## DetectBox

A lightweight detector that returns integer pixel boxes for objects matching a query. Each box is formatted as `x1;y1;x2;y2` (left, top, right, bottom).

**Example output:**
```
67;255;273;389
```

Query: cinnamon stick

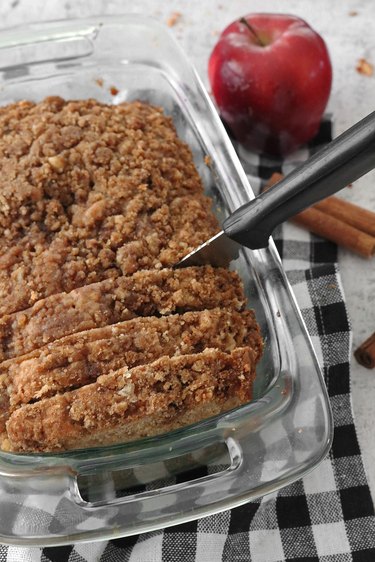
354;332;375;369
293;207;375;257
264;173;375;258
315;196;375;237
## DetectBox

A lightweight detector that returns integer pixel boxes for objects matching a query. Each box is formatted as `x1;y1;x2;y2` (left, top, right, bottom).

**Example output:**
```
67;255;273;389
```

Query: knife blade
174;231;241;268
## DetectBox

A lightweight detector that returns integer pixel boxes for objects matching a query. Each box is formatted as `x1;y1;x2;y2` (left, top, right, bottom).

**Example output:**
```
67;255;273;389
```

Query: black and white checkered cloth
2;119;375;561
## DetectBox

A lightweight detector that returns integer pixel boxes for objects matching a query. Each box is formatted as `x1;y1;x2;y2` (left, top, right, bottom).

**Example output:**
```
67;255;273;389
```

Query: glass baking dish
0;15;332;546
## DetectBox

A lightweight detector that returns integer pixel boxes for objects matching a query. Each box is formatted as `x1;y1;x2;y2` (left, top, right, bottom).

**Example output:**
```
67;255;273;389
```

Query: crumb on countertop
356;58;373;76
167;12;182;27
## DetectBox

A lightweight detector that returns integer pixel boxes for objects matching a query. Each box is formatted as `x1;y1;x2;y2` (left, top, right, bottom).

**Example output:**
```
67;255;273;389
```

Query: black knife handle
223;111;375;249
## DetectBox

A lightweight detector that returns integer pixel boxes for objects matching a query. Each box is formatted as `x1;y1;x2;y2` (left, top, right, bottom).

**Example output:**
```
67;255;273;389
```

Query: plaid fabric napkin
3;119;375;562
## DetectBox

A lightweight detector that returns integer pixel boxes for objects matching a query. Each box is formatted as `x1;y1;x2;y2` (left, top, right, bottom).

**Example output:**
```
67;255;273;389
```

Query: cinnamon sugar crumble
0;97;219;316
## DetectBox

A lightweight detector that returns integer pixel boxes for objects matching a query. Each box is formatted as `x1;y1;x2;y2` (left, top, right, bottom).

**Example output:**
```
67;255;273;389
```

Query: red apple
208;13;332;155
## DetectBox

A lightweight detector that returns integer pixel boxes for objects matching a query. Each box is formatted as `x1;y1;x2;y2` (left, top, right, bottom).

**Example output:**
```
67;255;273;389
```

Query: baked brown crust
5;347;255;452
0;266;245;361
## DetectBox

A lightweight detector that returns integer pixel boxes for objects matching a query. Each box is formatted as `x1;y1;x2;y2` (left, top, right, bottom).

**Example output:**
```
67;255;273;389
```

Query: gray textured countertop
1;0;374;499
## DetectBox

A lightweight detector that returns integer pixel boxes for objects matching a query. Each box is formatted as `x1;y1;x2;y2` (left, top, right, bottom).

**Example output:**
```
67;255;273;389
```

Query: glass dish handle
71;435;242;503
63;418;283;540
17;432;264;545
0;435;253;544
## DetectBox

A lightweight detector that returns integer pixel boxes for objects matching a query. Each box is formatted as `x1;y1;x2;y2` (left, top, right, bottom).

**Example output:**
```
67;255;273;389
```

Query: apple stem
239;17;265;47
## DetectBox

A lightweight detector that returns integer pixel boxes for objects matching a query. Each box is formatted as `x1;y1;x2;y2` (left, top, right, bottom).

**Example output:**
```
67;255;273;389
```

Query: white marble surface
0;0;374;497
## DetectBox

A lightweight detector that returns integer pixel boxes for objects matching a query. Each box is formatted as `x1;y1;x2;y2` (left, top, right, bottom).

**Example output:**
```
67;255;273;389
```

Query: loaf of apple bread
0;97;263;453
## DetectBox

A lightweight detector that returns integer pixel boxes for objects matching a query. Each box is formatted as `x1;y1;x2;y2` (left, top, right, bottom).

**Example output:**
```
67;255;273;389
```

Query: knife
176;111;375;268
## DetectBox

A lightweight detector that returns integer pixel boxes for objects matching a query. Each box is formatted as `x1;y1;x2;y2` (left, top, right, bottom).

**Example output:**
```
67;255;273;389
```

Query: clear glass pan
0;15;332;546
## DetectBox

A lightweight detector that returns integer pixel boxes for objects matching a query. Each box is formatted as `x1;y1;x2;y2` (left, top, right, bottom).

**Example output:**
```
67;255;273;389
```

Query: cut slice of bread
0;266;246;361
6;308;262;408
5;347;255;453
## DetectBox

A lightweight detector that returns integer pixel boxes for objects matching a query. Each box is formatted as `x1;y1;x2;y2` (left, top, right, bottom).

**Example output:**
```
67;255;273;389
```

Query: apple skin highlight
208;13;332;156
